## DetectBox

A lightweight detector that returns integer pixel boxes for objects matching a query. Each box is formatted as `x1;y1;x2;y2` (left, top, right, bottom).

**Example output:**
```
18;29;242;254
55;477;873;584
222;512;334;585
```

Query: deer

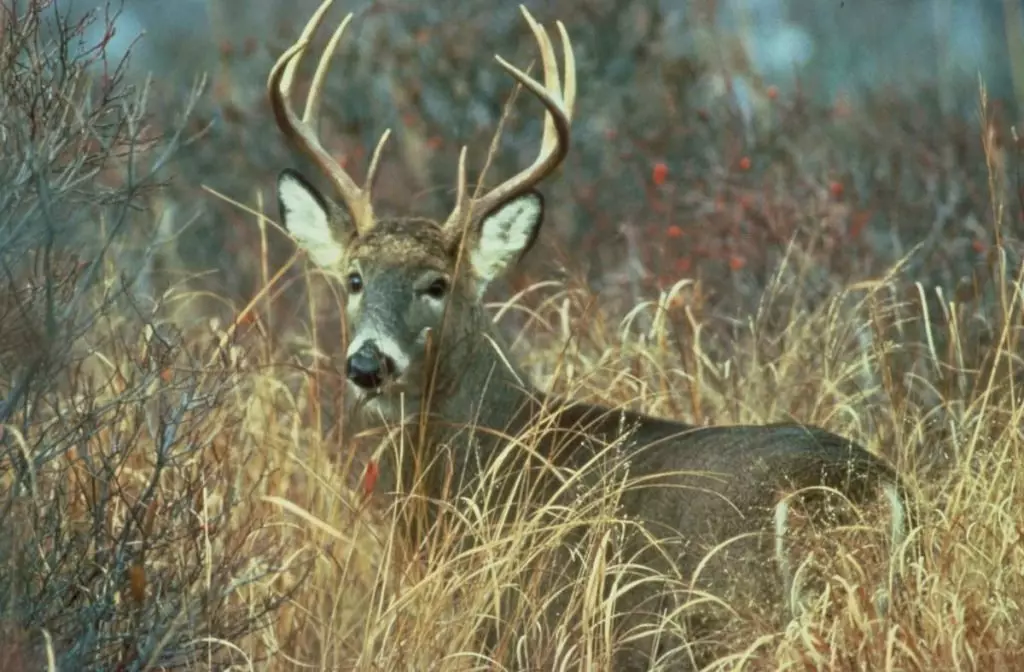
266;1;915;668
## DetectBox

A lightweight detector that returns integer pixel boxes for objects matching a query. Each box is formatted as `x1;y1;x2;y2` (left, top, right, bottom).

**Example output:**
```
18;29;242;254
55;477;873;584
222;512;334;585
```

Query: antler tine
268;0;390;234
447;146;470;238
443;5;576;236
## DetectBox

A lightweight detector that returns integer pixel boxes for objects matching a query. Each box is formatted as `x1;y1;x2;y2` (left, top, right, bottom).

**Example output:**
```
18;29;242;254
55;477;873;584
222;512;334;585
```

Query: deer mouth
350;383;422;422
346;369;416;403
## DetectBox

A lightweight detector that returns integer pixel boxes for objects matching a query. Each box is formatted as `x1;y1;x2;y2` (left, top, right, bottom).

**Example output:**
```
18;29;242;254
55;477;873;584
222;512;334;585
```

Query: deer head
269;0;576;421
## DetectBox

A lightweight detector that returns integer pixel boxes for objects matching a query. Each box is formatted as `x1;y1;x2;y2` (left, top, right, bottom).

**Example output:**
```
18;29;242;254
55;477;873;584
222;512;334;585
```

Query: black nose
345;342;396;390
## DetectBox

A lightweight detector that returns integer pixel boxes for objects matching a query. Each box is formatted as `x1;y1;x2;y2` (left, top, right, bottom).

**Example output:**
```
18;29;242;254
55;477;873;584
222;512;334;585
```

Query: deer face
277;169;544;417
269;1;572;418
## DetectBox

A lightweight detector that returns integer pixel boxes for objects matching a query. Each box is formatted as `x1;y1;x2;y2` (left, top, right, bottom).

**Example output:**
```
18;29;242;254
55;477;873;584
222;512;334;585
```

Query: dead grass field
2;1;1024;670
5;212;1022;669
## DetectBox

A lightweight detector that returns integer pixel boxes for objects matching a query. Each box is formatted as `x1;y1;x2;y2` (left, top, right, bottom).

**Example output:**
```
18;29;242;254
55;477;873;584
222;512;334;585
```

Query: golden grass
5;181;1022;670
4;80;1023;672
55;217;1010;669
4;233;1023;670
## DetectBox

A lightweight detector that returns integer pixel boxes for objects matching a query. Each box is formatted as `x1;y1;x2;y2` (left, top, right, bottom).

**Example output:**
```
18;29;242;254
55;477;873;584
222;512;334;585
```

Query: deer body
346;294;906;667
267;3;911;668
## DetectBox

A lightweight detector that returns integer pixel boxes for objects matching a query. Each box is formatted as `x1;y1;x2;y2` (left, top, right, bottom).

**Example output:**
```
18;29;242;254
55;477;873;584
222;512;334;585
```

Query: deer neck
362;310;594;511
429;320;545;446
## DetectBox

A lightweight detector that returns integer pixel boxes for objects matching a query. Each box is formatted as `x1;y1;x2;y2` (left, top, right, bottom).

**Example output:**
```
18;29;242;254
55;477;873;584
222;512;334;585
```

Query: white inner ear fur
469;193;542;291
278;172;346;269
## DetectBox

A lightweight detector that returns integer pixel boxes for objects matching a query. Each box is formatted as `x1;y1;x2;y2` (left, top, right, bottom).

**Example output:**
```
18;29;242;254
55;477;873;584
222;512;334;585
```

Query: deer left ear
468;191;544;288
277;169;351;269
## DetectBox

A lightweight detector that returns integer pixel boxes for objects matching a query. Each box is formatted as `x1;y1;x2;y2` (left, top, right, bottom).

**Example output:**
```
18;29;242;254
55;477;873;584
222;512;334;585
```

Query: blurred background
7;0;1004;319
101;0;1015;112
3;3;1023;667
6;0;1024;342
92;0;1018;117
77;0;1022;307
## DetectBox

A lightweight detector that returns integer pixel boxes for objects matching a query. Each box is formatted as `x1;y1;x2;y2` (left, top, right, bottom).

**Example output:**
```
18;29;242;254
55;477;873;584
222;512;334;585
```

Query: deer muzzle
345;340;396;391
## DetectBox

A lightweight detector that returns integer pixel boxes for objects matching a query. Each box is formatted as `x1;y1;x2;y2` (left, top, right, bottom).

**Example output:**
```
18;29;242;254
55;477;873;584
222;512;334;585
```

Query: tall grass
74;113;1017;666
2;1;1023;668
5;166;1022;670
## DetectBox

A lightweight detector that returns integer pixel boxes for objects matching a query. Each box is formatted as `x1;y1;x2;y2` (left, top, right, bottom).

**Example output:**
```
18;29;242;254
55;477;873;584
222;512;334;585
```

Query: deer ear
277;169;349;268
469;191;544;288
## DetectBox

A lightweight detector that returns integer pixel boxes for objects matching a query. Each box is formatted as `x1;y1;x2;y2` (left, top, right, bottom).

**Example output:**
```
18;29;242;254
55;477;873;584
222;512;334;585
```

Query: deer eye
423;277;449;299
346;272;363;294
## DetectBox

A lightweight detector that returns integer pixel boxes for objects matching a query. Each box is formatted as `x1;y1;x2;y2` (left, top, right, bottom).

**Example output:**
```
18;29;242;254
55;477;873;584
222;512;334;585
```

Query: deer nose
346;341;396;390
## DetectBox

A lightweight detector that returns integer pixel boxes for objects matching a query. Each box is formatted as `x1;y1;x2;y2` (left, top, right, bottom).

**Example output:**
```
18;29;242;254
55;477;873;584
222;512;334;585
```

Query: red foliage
652;161;669;186
363;460;380;498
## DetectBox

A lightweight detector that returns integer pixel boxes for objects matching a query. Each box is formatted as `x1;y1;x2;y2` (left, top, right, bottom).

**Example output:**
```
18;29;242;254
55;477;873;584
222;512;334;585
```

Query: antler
442;5;577;237
267;0;390;235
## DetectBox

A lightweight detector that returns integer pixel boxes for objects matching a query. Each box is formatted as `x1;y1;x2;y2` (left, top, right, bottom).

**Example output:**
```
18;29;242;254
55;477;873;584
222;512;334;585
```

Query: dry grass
3;2;1024;670
256;259;1022;670
11;194;1017;669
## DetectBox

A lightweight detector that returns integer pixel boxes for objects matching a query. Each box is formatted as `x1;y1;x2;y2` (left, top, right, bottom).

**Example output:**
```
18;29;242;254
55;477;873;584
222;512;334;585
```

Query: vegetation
1;0;1021;669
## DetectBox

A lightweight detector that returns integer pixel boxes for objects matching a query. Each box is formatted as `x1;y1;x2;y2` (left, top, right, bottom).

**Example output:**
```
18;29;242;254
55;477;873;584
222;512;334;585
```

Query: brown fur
278;189;912;670
354;219;453;268
269;7;911;665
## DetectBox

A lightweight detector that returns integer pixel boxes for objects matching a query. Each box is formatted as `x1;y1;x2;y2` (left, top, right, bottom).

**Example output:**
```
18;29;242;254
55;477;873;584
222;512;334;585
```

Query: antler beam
267;0;390;235
443;5;577;238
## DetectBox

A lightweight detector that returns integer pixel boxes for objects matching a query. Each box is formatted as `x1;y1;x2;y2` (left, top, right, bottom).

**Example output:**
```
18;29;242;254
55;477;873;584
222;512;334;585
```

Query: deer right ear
277;169;349;268
469;191;544;290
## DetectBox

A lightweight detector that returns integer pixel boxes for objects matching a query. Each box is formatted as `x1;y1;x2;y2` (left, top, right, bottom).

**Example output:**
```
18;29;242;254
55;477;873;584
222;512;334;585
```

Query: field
2;1;1023;670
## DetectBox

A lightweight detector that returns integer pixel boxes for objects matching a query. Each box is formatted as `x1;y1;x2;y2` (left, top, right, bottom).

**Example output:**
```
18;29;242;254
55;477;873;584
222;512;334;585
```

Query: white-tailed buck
268;1;914;668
